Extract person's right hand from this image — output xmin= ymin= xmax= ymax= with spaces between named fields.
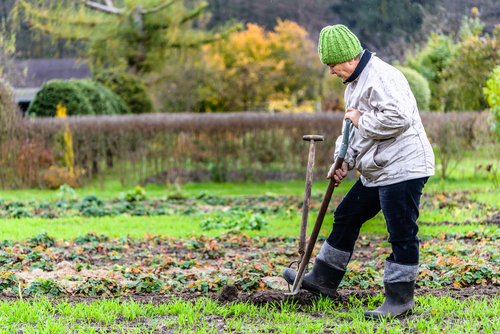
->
xmin=327 ymin=161 xmax=348 ymax=187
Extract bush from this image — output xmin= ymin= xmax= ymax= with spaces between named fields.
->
xmin=441 ymin=33 xmax=500 ymax=111
xmin=71 ymin=79 xmax=130 ymax=115
xmin=484 ymin=66 xmax=500 ymax=135
xmin=396 ymin=66 xmax=431 ymax=111
xmin=26 ymin=79 xmax=94 ymax=117
xmin=93 ymin=71 xmax=154 ymax=114
xmin=0 ymin=79 xmax=18 ymax=137
xmin=405 ymin=33 xmax=457 ymax=111
xmin=40 ymin=166 xmax=82 ymax=189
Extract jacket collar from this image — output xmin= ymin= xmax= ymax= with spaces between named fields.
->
xmin=343 ymin=49 xmax=372 ymax=84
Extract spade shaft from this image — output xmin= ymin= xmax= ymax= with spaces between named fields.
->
xmin=286 ymin=120 xmax=352 ymax=296
xmin=299 ymin=135 xmax=324 ymax=262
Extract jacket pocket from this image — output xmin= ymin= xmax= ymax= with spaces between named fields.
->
xmin=373 ymin=138 xmax=397 ymax=168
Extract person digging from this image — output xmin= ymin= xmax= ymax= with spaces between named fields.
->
xmin=283 ymin=25 xmax=435 ymax=320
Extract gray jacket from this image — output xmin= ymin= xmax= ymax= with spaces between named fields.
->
xmin=334 ymin=54 xmax=435 ymax=187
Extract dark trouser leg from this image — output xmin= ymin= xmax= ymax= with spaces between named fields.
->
xmin=365 ymin=177 xmax=428 ymax=320
xmin=283 ymin=179 xmax=381 ymax=297
xmin=326 ymin=179 xmax=382 ymax=254
xmin=380 ymin=177 xmax=428 ymax=271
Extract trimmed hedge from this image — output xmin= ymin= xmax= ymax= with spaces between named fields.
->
xmin=93 ymin=71 xmax=154 ymax=114
xmin=26 ymin=79 xmax=131 ymax=117
xmin=396 ymin=66 xmax=431 ymax=111
xmin=27 ymin=79 xmax=94 ymax=117
xmin=71 ymin=79 xmax=130 ymax=115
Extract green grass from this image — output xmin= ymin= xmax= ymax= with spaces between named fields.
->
xmin=0 ymin=179 xmax=355 ymax=200
xmin=1 ymin=210 xmax=492 ymax=242
xmin=1 ymin=294 xmax=498 ymax=333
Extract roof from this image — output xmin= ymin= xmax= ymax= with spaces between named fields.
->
xmin=14 ymin=58 xmax=91 ymax=88
xmin=13 ymin=87 xmax=39 ymax=103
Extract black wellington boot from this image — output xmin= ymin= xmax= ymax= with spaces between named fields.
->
xmin=283 ymin=258 xmax=346 ymax=298
xmin=364 ymin=280 xmax=415 ymax=320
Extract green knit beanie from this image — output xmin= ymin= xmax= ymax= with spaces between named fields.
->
xmin=318 ymin=25 xmax=363 ymax=65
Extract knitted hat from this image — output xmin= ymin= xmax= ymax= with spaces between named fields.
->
xmin=318 ymin=25 xmax=363 ymax=65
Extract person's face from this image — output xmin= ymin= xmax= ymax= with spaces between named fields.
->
xmin=327 ymin=58 xmax=359 ymax=81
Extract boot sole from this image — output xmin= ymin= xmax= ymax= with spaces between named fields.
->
xmin=364 ymin=308 xmax=413 ymax=321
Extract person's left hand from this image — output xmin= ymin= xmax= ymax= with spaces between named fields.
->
xmin=345 ymin=107 xmax=362 ymax=129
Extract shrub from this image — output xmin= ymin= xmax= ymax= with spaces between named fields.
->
xmin=441 ymin=33 xmax=500 ymax=111
xmin=0 ymin=79 xmax=18 ymax=138
xmin=93 ymin=71 xmax=154 ymax=114
xmin=405 ymin=33 xmax=457 ymax=111
xmin=396 ymin=66 xmax=431 ymax=111
xmin=71 ymin=79 xmax=130 ymax=115
xmin=484 ymin=66 xmax=500 ymax=135
xmin=26 ymin=79 xmax=94 ymax=117
xmin=40 ymin=166 xmax=82 ymax=189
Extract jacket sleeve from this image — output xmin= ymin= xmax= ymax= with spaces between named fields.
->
xmin=333 ymin=121 xmax=356 ymax=171
xmin=357 ymin=73 xmax=413 ymax=140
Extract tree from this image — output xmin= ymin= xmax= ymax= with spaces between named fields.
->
xmin=440 ymin=16 xmax=500 ymax=111
xmin=13 ymin=0 xmax=235 ymax=74
xmin=200 ymin=20 xmax=321 ymax=112
xmin=405 ymin=33 xmax=457 ymax=111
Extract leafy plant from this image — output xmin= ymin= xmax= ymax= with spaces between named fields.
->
xmin=58 ymin=184 xmax=77 ymax=200
xmin=0 ymin=271 xmax=20 ymax=292
xmin=26 ymin=231 xmax=56 ymax=248
xmin=200 ymin=210 xmax=268 ymax=231
xmin=122 ymin=186 xmax=147 ymax=202
xmin=126 ymin=275 xmax=165 ymax=293
xmin=24 ymin=278 xmax=66 ymax=296
xmin=73 ymin=231 xmax=110 ymax=245
xmin=75 ymin=277 xmax=121 ymax=296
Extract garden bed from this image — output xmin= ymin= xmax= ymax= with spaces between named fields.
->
xmin=2 ymin=227 xmax=500 ymax=298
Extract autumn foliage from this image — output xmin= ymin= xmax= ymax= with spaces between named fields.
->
xmin=195 ymin=20 xmax=321 ymax=112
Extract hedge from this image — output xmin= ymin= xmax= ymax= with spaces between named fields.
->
xmin=0 ymin=111 xmax=490 ymax=189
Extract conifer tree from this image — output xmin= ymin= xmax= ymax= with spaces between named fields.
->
xmin=13 ymin=0 xmax=234 ymax=73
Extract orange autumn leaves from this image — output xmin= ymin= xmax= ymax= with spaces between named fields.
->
xmin=201 ymin=20 xmax=321 ymax=112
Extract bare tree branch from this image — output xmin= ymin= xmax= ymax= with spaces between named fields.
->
xmin=141 ymin=1 xmax=178 ymax=14
xmin=83 ymin=1 xmax=125 ymax=15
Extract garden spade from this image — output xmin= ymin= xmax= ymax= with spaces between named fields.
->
xmin=298 ymin=135 xmax=324 ymax=263
xmin=285 ymin=119 xmax=352 ymax=296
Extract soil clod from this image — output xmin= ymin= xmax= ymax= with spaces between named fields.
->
xmin=218 ymin=285 xmax=239 ymax=303
xmin=248 ymin=289 xmax=316 ymax=306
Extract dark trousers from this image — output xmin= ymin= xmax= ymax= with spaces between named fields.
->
xmin=326 ymin=177 xmax=428 ymax=265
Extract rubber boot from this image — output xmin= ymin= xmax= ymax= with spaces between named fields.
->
xmin=364 ymin=280 xmax=415 ymax=320
xmin=283 ymin=242 xmax=350 ymax=298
